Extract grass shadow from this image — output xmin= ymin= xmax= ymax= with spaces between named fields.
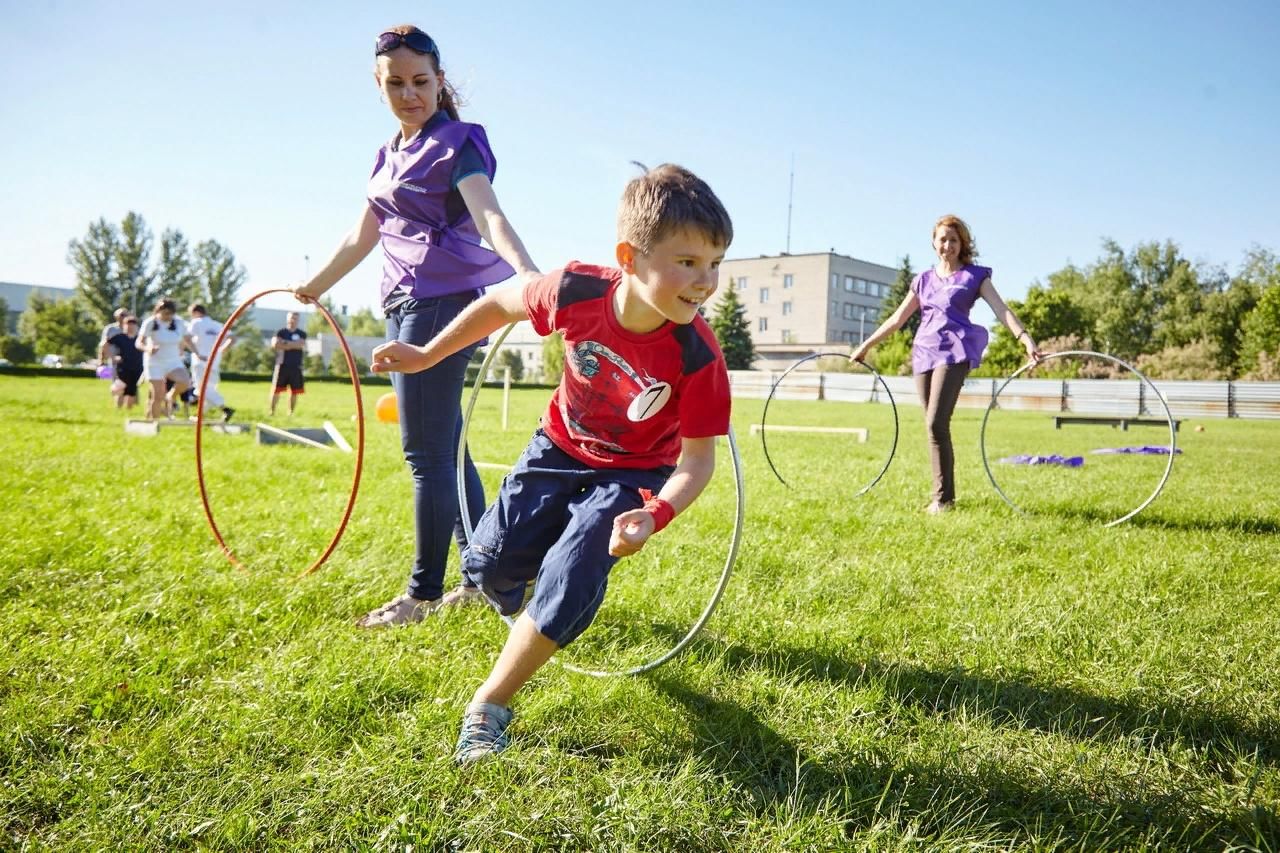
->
xmin=1032 ymin=503 xmax=1280 ymax=535
xmin=647 ymin=663 xmax=1277 ymax=848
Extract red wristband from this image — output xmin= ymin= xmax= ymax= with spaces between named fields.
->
xmin=638 ymin=488 xmax=676 ymax=533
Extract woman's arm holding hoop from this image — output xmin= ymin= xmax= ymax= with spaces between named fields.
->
xmin=979 ymin=277 xmax=1042 ymax=361
xmin=293 ymin=206 xmax=381 ymax=303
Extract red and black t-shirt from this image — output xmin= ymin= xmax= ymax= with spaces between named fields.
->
xmin=524 ymin=262 xmax=731 ymax=469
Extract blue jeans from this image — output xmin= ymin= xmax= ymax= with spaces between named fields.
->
xmin=385 ymin=292 xmax=487 ymax=601
xmin=462 ymin=431 xmax=673 ymax=646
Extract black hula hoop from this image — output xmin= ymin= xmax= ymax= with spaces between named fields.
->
xmin=760 ymin=352 xmax=899 ymax=497
xmin=456 ymin=323 xmax=746 ymax=678
xmin=979 ymin=350 xmax=1176 ymax=527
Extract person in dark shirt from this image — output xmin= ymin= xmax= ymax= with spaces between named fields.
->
xmin=107 ymin=317 xmax=144 ymax=410
xmin=270 ymin=312 xmax=308 ymax=415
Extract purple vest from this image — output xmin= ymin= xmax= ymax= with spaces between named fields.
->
xmin=910 ymin=265 xmax=992 ymax=374
xmin=368 ymin=119 xmax=515 ymax=307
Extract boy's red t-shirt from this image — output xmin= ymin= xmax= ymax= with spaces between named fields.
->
xmin=522 ymin=262 xmax=731 ymax=469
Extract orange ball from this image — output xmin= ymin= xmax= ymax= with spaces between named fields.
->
xmin=375 ymin=392 xmax=399 ymax=424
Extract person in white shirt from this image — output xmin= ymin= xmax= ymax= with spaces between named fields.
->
xmin=136 ymin=298 xmax=194 ymax=420
xmin=186 ymin=304 xmax=236 ymax=423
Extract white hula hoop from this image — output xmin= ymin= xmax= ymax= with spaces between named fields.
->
xmin=980 ymin=350 xmax=1176 ymax=527
xmin=456 ymin=323 xmax=745 ymax=677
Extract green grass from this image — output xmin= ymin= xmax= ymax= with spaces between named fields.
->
xmin=1 ymin=374 xmax=1278 ymax=850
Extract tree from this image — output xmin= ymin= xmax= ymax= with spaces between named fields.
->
xmin=195 ymin=239 xmax=246 ymax=319
xmin=156 ymin=228 xmax=200 ymax=307
xmin=0 ymin=296 xmax=9 ymax=334
xmin=1136 ymin=339 xmax=1230 ymax=380
xmin=17 ymin=295 xmax=99 ymax=362
xmin=329 ymin=353 xmax=369 ymax=378
xmin=220 ymin=316 xmax=273 ymax=373
xmin=882 ymin=254 xmax=918 ymax=335
xmin=1239 ymin=285 xmax=1280 ymax=377
xmin=115 ymin=212 xmax=156 ymax=318
xmin=542 ymin=332 xmax=564 ymax=383
xmin=307 ymin=296 xmax=345 ymax=335
xmin=0 ymin=335 xmax=36 ymax=365
xmin=867 ymin=330 xmax=913 ymax=376
xmin=347 ymin=307 xmax=384 ymax=337
xmin=67 ymin=217 xmax=121 ymax=326
xmin=497 ymin=348 xmax=524 ymax=382
xmin=708 ymin=286 xmax=755 ymax=369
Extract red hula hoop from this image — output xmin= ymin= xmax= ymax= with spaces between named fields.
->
xmin=195 ymin=289 xmax=366 ymax=578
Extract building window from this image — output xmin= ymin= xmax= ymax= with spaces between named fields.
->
xmin=758 ymin=316 xmax=768 ymax=332
xmin=855 ymin=279 xmax=866 ymax=294
xmin=783 ymin=274 xmax=793 ymax=289
xmin=830 ymin=301 xmax=838 ymax=317
xmin=782 ymin=301 xmax=792 ymax=316
xmin=736 ymin=276 xmax=748 ymax=290
xmin=876 ymin=283 xmax=888 ymax=298
xmin=843 ymin=303 xmax=855 ymax=320
xmin=781 ymin=329 xmax=794 ymax=343
xmin=830 ymin=273 xmax=839 ymax=290
xmin=759 ymin=287 xmax=769 ymax=303
xmin=844 ymin=276 xmax=855 ymax=292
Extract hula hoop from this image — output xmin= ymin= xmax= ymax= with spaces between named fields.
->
xmin=760 ymin=352 xmax=898 ymax=496
xmin=457 ymin=324 xmax=745 ymax=677
xmin=979 ymin=350 xmax=1176 ymax=527
xmin=195 ymin=289 xmax=366 ymax=577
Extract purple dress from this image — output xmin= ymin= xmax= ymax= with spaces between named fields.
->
xmin=910 ymin=265 xmax=992 ymax=374
xmin=367 ymin=119 xmax=515 ymax=307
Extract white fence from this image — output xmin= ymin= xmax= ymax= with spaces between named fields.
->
xmin=728 ymin=371 xmax=1280 ymax=420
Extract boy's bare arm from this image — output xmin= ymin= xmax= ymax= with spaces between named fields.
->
xmin=610 ymin=436 xmax=717 ymax=557
xmin=370 ymin=287 xmax=529 ymax=375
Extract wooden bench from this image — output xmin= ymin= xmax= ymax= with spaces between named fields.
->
xmin=1053 ymin=415 xmax=1180 ymax=431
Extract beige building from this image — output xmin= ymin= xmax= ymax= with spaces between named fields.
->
xmin=714 ymin=252 xmax=898 ymax=370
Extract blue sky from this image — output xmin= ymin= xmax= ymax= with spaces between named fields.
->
xmin=2 ymin=1 xmax=1277 ymax=323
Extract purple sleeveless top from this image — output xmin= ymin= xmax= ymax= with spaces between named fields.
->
xmin=910 ymin=265 xmax=992 ymax=374
xmin=368 ymin=118 xmax=515 ymax=307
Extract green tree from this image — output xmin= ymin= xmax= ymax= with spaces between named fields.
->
xmin=882 ymin=254 xmax=918 ymax=335
xmin=115 ymin=212 xmax=156 ymax=318
xmin=67 ymin=217 xmax=121 ymax=326
xmin=17 ymin=295 xmax=99 ymax=362
xmin=307 ymin=296 xmax=346 ymax=336
xmin=708 ymin=286 xmax=755 ymax=370
xmin=542 ymin=332 xmax=564 ymax=383
xmin=347 ymin=307 xmax=384 ymax=337
xmin=220 ymin=317 xmax=273 ymax=373
xmin=867 ymin=329 xmax=913 ymax=376
xmin=0 ymin=335 xmax=37 ymax=364
xmin=156 ymin=228 xmax=200 ymax=307
xmin=329 ymin=353 xmax=369 ymax=378
xmin=303 ymin=353 xmax=327 ymax=376
xmin=1239 ymin=284 xmax=1280 ymax=376
xmin=195 ymin=239 xmax=246 ymax=319
xmin=497 ymin=348 xmax=524 ymax=382
xmin=0 ymin=296 xmax=10 ymax=335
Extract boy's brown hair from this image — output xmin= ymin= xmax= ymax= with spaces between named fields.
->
xmin=617 ymin=163 xmax=733 ymax=254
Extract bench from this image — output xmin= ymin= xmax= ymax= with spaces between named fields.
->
xmin=1053 ymin=415 xmax=1180 ymax=432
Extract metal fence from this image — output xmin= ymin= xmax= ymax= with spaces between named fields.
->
xmin=728 ymin=371 xmax=1280 ymax=420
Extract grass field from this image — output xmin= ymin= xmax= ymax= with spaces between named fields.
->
xmin=2 ymin=374 xmax=1279 ymax=850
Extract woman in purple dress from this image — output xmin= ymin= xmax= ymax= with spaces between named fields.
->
xmin=294 ymin=24 xmax=539 ymax=626
xmin=852 ymin=215 xmax=1042 ymax=512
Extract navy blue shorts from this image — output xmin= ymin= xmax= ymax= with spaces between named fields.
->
xmin=462 ymin=431 xmax=672 ymax=647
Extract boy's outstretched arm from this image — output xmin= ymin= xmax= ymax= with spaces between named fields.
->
xmin=610 ymin=435 xmax=717 ymax=557
xmin=370 ymin=286 xmax=529 ymax=375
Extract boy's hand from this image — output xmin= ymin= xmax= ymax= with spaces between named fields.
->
xmin=371 ymin=341 xmax=430 ymax=374
xmin=609 ymin=509 xmax=655 ymax=557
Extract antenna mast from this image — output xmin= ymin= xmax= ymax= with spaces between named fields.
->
xmin=785 ymin=153 xmax=795 ymax=254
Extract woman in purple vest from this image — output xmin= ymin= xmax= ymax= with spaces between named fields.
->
xmin=852 ymin=215 xmax=1042 ymax=513
xmin=294 ymin=24 xmax=539 ymax=626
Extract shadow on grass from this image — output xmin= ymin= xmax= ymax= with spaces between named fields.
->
xmin=637 ymin=630 xmax=1278 ymax=847
xmin=1034 ymin=503 xmax=1280 ymax=535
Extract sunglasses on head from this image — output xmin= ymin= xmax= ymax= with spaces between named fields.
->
xmin=375 ymin=31 xmax=439 ymax=61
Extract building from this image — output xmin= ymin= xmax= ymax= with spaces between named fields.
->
xmin=714 ymin=252 xmax=898 ymax=370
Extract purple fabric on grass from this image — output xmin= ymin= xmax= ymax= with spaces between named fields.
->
xmin=999 ymin=454 xmax=1084 ymax=467
xmin=1091 ymin=446 xmax=1182 ymax=455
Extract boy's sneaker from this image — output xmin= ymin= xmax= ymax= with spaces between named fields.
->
xmin=454 ymin=702 xmax=514 ymax=765
xmin=355 ymin=594 xmax=442 ymax=628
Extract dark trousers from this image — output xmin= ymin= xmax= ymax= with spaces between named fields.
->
xmin=385 ymin=292 xmax=487 ymax=601
xmin=915 ymin=362 xmax=971 ymax=505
